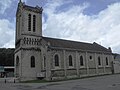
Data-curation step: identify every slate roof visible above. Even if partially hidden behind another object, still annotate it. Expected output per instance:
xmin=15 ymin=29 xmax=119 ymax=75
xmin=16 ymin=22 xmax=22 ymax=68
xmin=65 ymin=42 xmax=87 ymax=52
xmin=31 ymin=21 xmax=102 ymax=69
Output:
xmin=43 ymin=37 xmax=111 ymax=53
xmin=114 ymin=54 xmax=120 ymax=60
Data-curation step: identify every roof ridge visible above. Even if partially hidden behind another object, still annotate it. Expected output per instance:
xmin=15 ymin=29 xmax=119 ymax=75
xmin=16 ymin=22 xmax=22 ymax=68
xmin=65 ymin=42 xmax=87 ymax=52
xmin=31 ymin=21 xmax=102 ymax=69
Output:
xmin=43 ymin=36 xmax=93 ymax=45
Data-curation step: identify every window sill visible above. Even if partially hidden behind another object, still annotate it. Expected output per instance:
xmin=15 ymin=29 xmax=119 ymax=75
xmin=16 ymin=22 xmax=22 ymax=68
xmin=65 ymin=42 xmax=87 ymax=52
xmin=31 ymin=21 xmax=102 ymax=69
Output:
xmin=80 ymin=66 xmax=85 ymax=68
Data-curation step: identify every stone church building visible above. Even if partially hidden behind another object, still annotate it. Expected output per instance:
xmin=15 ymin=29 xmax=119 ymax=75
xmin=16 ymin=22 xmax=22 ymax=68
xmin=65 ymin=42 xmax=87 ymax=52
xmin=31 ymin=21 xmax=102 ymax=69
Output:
xmin=15 ymin=1 xmax=114 ymax=81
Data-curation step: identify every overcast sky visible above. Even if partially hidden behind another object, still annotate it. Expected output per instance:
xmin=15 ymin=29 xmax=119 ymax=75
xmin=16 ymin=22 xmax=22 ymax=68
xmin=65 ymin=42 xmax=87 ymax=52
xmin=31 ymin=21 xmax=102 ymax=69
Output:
xmin=0 ymin=0 xmax=120 ymax=54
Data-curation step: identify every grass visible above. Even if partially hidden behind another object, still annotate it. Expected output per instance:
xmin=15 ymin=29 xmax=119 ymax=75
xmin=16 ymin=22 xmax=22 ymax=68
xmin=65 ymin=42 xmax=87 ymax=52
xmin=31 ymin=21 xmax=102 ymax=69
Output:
xmin=21 ymin=74 xmax=114 ymax=83
xmin=21 ymin=79 xmax=48 ymax=83
xmin=21 ymin=77 xmax=81 ymax=83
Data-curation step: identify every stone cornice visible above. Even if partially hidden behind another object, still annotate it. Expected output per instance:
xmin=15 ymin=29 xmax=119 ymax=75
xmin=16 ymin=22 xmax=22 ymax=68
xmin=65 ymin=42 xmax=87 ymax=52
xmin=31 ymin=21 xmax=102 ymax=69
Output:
xmin=21 ymin=47 xmax=41 ymax=51
xmin=15 ymin=47 xmax=41 ymax=53
xmin=48 ymin=46 xmax=112 ymax=55
xmin=23 ymin=5 xmax=43 ymax=14
xmin=21 ymin=34 xmax=42 ymax=37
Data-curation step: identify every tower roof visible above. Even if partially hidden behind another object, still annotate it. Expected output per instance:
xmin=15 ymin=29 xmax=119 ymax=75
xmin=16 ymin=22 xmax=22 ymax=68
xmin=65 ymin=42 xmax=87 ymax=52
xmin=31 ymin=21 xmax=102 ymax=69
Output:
xmin=17 ymin=0 xmax=43 ymax=14
xmin=23 ymin=5 xmax=43 ymax=13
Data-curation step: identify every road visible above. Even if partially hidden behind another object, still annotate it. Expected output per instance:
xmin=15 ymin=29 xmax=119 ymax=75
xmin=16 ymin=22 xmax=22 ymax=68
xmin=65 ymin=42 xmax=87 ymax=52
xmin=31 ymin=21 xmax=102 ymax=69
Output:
xmin=0 ymin=74 xmax=120 ymax=90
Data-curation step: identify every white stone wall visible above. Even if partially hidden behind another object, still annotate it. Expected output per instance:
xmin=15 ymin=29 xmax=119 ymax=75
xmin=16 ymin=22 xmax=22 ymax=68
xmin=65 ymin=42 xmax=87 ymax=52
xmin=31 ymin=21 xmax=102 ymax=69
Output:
xmin=113 ymin=61 xmax=120 ymax=74
xmin=22 ymin=10 xmax=42 ymax=36
xmin=20 ymin=50 xmax=41 ymax=81
xmin=14 ymin=50 xmax=22 ymax=77
xmin=15 ymin=2 xmax=43 ymax=81
xmin=45 ymin=49 xmax=114 ymax=80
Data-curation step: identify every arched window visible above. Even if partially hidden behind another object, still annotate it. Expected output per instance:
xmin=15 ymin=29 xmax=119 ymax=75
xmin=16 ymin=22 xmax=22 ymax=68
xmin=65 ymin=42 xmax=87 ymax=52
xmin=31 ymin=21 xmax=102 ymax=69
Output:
xmin=26 ymin=38 xmax=29 ymax=44
xmin=29 ymin=38 xmax=31 ymax=44
xmin=23 ymin=37 xmax=26 ymax=44
xmin=89 ymin=56 xmax=92 ymax=60
xmin=16 ymin=56 xmax=19 ymax=77
xmin=106 ymin=57 xmax=109 ymax=65
xmin=69 ymin=55 xmax=73 ymax=66
xmin=43 ymin=56 xmax=46 ymax=69
xmin=54 ymin=54 xmax=59 ymax=66
xmin=33 ymin=15 xmax=36 ymax=32
xmin=16 ymin=56 xmax=19 ymax=66
xmin=28 ymin=14 xmax=31 ymax=31
xmin=37 ymin=39 xmax=39 ymax=45
xmin=31 ymin=56 xmax=35 ymax=68
xmin=34 ymin=39 xmax=36 ymax=45
xmin=98 ymin=56 xmax=101 ymax=66
xmin=32 ymin=38 xmax=34 ymax=45
xmin=80 ymin=56 xmax=84 ymax=66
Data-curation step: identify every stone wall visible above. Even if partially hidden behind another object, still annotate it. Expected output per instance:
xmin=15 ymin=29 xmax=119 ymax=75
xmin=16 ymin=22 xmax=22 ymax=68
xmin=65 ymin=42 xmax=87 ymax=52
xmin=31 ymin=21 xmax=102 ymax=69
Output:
xmin=46 ymin=49 xmax=114 ymax=80
xmin=66 ymin=69 xmax=77 ymax=76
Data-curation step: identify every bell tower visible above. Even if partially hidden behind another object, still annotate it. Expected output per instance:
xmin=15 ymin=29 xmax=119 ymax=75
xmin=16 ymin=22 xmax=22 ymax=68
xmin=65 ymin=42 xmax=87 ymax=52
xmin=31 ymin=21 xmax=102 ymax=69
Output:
xmin=15 ymin=0 xmax=43 ymax=81
xmin=16 ymin=0 xmax=43 ymax=43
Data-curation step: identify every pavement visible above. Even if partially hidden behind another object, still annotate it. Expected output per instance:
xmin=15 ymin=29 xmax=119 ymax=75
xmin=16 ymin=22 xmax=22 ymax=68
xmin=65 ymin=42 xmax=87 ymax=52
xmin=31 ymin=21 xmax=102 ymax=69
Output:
xmin=0 ymin=74 xmax=120 ymax=90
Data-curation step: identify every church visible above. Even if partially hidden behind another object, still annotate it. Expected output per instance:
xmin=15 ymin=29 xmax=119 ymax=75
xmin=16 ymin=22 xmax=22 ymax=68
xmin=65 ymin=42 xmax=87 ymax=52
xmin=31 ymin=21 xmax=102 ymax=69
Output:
xmin=14 ymin=1 xmax=114 ymax=81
